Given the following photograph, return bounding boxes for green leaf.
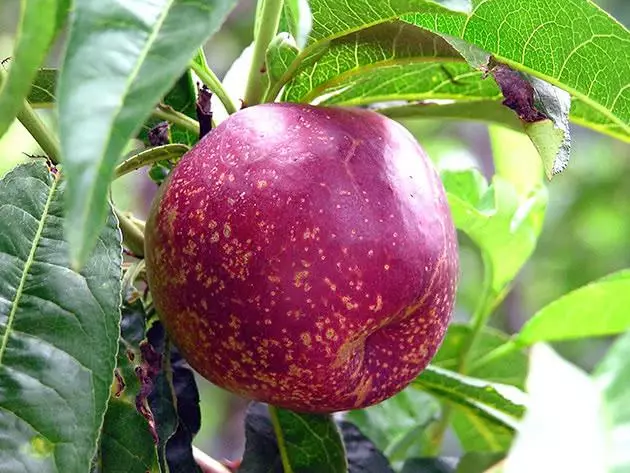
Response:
[282,21,497,105]
[99,400,158,473]
[514,270,630,347]
[266,33,300,99]
[346,388,440,465]
[97,293,158,472]
[0,0,59,140]
[270,406,347,473]
[593,331,630,473]
[434,324,527,389]
[414,366,525,454]
[27,69,57,108]
[58,0,237,269]
[503,344,607,473]
[404,0,630,140]
[306,0,470,44]
[441,168,547,294]
[413,367,525,430]
[0,162,122,473]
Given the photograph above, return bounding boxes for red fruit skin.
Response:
[145,103,458,413]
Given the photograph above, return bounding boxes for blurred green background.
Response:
[1,0,629,462]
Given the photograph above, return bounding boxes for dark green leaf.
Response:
[404,0,630,140]
[401,457,457,473]
[346,388,439,465]
[434,324,527,389]
[339,421,394,473]
[240,404,388,473]
[146,322,201,473]
[0,162,122,473]
[239,403,284,473]
[99,400,158,473]
[58,0,237,269]
[593,331,630,473]
[270,406,347,473]
[514,270,630,346]
[0,0,58,140]
[26,69,57,108]
[96,293,158,472]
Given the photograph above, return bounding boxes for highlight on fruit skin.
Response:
[144,103,459,413]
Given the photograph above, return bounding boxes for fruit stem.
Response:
[114,208,145,258]
[459,250,496,373]
[190,60,238,115]
[244,0,284,106]
[15,98,62,165]
[268,405,295,473]
[154,104,201,136]
[114,144,189,180]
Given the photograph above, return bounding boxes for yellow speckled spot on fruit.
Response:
[294,270,309,288]
[324,277,337,291]
[223,223,232,238]
[353,375,373,408]
[300,332,312,346]
[369,294,383,312]
[341,295,358,310]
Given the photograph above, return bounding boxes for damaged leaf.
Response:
[489,61,571,178]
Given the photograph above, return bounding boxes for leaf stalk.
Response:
[244,0,284,106]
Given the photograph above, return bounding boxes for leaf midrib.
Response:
[280,8,629,138]
[79,0,177,258]
[299,56,472,103]
[0,172,60,364]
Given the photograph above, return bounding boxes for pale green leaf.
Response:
[504,344,607,473]
[58,0,237,268]
[593,331,630,473]
[441,168,547,294]
[515,270,630,346]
